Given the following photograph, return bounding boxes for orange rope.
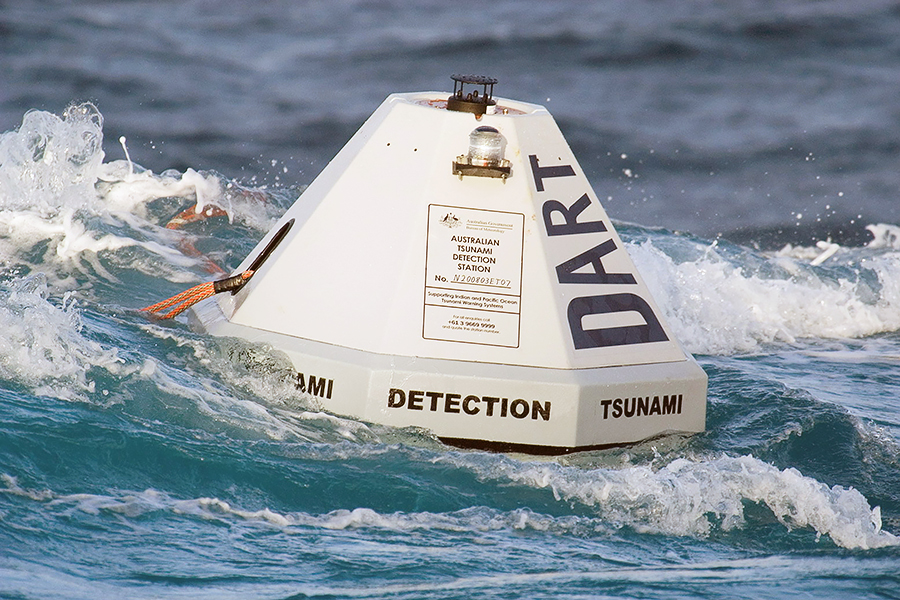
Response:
[164,203,231,275]
[142,270,253,319]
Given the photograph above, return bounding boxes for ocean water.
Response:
[2,1,900,598]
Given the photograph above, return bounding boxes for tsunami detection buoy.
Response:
[187,75,708,454]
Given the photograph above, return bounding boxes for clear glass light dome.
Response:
[467,126,505,165]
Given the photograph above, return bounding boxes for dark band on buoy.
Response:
[232,218,295,294]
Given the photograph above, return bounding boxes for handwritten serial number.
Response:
[451,274,511,287]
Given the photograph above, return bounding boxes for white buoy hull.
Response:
[190,87,708,454]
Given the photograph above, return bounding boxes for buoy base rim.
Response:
[191,297,707,453]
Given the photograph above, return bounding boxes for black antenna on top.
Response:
[447,74,498,115]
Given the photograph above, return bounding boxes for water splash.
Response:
[0,274,125,401]
[3,448,895,551]
[865,223,900,250]
[0,103,104,215]
[0,104,285,292]
[627,233,900,355]
[445,452,898,550]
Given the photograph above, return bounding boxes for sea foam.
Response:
[447,452,898,550]
[0,104,278,290]
[628,236,900,355]
[0,274,125,401]
[3,450,895,551]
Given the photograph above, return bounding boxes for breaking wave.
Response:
[626,227,900,355]
[0,102,289,296]
[3,449,896,551]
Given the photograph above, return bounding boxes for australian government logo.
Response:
[440,212,461,228]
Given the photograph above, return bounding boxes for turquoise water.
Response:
[0,102,898,599]
[3,0,900,596]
